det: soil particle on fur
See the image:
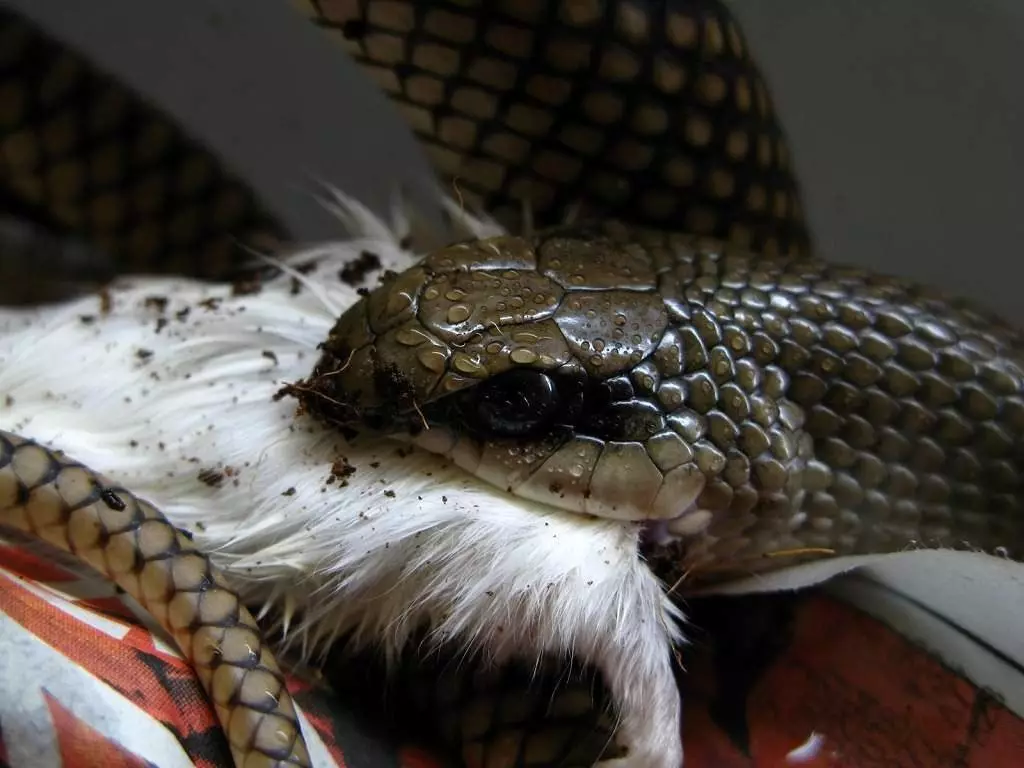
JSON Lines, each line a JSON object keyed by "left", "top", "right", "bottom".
{"left": 262, "top": 350, "right": 279, "bottom": 365}
{"left": 232, "top": 273, "right": 263, "bottom": 296}
{"left": 288, "top": 260, "right": 319, "bottom": 296}
{"left": 339, "top": 250, "right": 381, "bottom": 286}
{"left": 330, "top": 457, "right": 357, "bottom": 482}
{"left": 136, "top": 348, "right": 154, "bottom": 363}
{"left": 144, "top": 296, "right": 169, "bottom": 313}
{"left": 198, "top": 468, "right": 225, "bottom": 488}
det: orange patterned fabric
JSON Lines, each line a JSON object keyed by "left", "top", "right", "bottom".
{"left": 0, "top": 542, "right": 444, "bottom": 768}
{"left": 1, "top": 542, "right": 1021, "bottom": 768}
{"left": 680, "top": 594, "right": 1024, "bottom": 767}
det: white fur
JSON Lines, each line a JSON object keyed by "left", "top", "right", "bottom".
{"left": 0, "top": 190, "right": 685, "bottom": 767}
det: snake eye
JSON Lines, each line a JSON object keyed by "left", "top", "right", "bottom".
{"left": 467, "top": 369, "right": 560, "bottom": 437}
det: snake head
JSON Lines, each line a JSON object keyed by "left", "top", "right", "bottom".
{"left": 297, "top": 227, "right": 811, "bottom": 530}
{"left": 300, "top": 233, "right": 571, "bottom": 431}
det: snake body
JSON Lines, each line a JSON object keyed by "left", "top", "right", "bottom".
{"left": 1, "top": 2, "right": 1023, "bottom": 767}
{"left": 299, "top": 221, "right": 1024, "bottom": 585}
{"left": 0, "top": 6, "right": 287, "bottom": 291}
{"left": 0, "top": 430, "right": 310, "bottom": 768}
{"left": 297, "top": 0, "right": 1024, "bottom": 577}
{"left": 303, "top": 0, "right": 811, "bottom": 256}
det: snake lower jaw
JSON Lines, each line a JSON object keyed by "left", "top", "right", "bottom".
{"left": 405, "top": 423, "right": 717, "bottom": 529}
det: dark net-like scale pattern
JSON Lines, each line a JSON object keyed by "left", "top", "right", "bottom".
{"left": 0, "top": 430, "right": 311, "bottom": 768}
{"left": 0, "top": 8, "right": 288, "bottom": 283}
{"left": 303, "top": 0, "right": 811, "bottom": 257}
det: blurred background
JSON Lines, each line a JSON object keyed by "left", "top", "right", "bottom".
{"left": 9, "top": 0, "right": 1024, "bottom": 318}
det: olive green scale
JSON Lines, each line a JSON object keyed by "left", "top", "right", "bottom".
{"left": 306, "top": 221, "right": 1024, "bottom": 583}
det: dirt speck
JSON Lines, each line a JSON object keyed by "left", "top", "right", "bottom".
{"left": 330, "top": 457, "right": 357, "bottom": 482}
{"left": 261, "top": 350, "right": 279, "bottom": 365}
{"left": 282, "top": 486, "right": 297, "bottom": 497}
{"left": 136, "top": 348, "right": 154, "bottom": 363}
{"left": 144, "top": 296, "right": 168, "bottom": 313}
{"left": 232, "top": 274, "right": 263, "bottom": 296}
{"left": 339, "top": 250, "right": 381, "bottom": 286}
{"left": 198, "top": 468, "right": 225, "bottom": 488}
{"left": 100, "top": 489, "right": 126, "bottom": 511}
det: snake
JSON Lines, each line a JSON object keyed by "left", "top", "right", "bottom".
{"left": 1, "top": 1, "right": 1022, "bottom": 766}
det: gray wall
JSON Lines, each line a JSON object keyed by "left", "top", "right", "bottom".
{"left": 14, "top": 0, "right": 1024, "bottom": 319}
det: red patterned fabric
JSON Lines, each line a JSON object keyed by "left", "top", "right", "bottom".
{"left": 1, "top": 541, "right": 1022, "bottom": 768}
{"left": 0, "top": 541, "right": 444, "bottom": 768}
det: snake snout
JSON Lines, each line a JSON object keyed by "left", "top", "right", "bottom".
{"left": 294, "top": 270, "right": 459, "bottom": 434}
{"left": 296, "top": 336, "right": 428, "bottom": 435}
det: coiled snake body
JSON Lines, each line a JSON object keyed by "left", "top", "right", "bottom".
{"left": 1, "top": 2, "right": 1022, "bottom": 767}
